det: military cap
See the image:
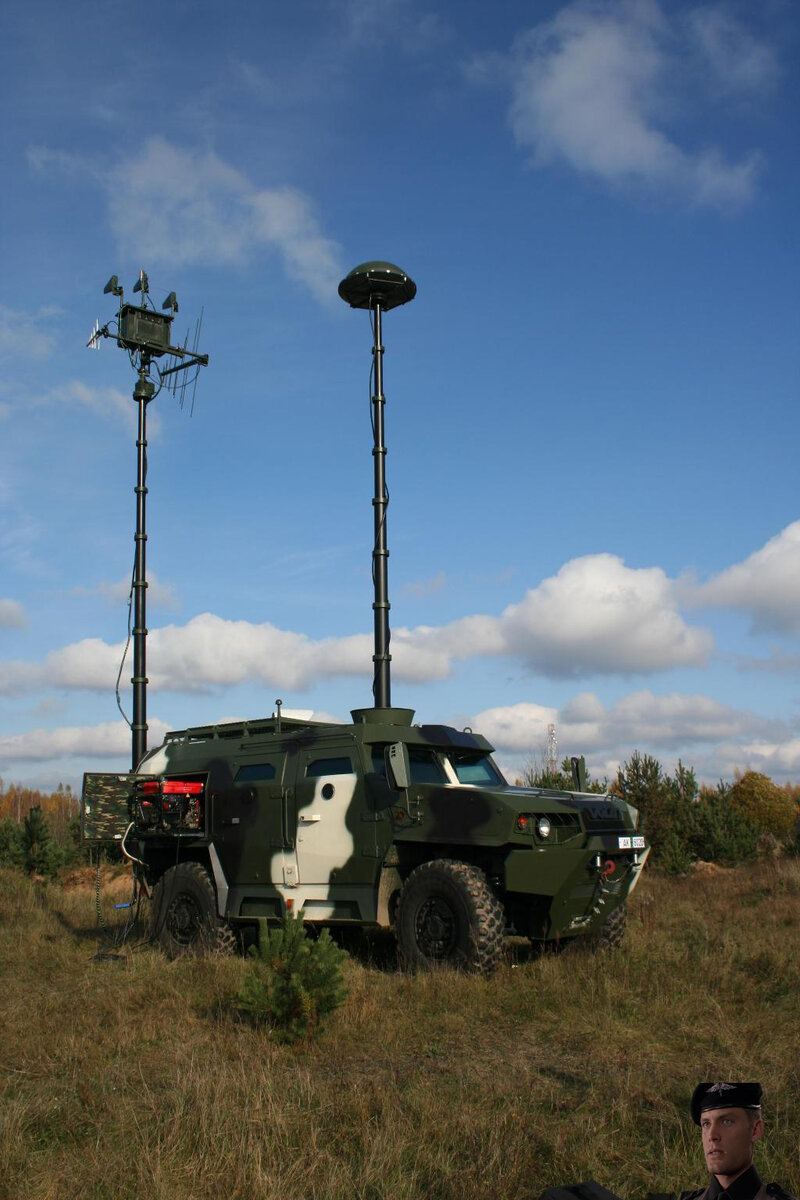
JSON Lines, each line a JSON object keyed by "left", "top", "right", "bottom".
{"left": 691, "top": 1082, "right": 763, "bottom": 1125}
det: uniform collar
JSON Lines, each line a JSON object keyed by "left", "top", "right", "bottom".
{"left": 707, "top": 1164, "right": 763, "bottom": 1200}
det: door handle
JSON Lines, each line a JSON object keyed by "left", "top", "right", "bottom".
{"left": 299, "top": 814, "right": 321, "bottom": 824}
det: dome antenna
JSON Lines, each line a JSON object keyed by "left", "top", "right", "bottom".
{"left": 338, "top": 261, "right": 416, "bottom": 711}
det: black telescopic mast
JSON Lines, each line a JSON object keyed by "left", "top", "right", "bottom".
{"left": 338, "top": 261, "right": 416, "bottom": 711}
{"left": 132, "top": 359, "right": 154, "bottom": 769}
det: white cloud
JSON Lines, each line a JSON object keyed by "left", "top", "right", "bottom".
{"left": 689, "top": 6, "right": 778, "bottom": 95}
{"left": 29, "top": 137, "right": 343, "bottom": 305}
{"left": 101, "top": 139, "right": 343, "bottom": 305}
{"left": 471, "top": 690, "right": 782, "bottom": 757}
{"left": 69, "top": 571, "right": 178, "bottom": 610}
{"left": 0, "top": 718, "right": 170, "bottom": 762}
{"left": 0, "top": 551, "right": 714, "bottom": 696}
{"left": 486, "top": 0, "right": 765, "bottom": 209}
{"left": 0, "top": 305, "right": 59, "bottom": 362}
{"left": 687, "top": 522, "right": 800, "bottom": 635}
{"left": 340, "top": 0, "right": 446, "bottom": 53}
{"left": 491, "top": 553, "right": 711, "bottom": 677}
{"left": 30, "top": 379, "right": 143, "bottom": 435}
{"left": 736, "top": 651, "right": 800, "bottom": 677}
{"left": 710, "top": 738, "right": 800, "bottom": 780}
{"left": 0, "top": 599, "right": 26, "bottom": 629}
{"left": 403, "top": 570, "right": 446, "bottom": 597}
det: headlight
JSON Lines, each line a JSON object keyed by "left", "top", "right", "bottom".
{"left": 536, "top": 817, "right": 551, "bottom": 839}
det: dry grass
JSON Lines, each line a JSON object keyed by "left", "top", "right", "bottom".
{"left": 1, "top": 860, "right": 798, "bottom": 1199}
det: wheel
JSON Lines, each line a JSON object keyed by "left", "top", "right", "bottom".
{"left": 583, "top": 902, "right": 627, "bottom": 951}
{"left": 395, "top": 859, "right": 504, "bottom": 974}
{"left": 150, "top": 862, "right": 234, "bottom": 959}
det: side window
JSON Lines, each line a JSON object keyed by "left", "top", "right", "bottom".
{"left": 306, "top": 756, "right": 354, "bottom": 778}
{"left": 235, "top": 763, "right": 277, "bottom": 783}
{"left": 408, "top": 747, "right": 447, "bottom": 785}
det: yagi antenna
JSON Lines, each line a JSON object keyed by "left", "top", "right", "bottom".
{"left": 88, "top": 269, "right": 209, "bottom": 769}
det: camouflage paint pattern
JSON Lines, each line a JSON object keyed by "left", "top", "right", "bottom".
{"left": 81, "top": 772, "right": 138, "bottom": 842}
{"left": 83, "top": 709, "right": 650, "bottom": 939}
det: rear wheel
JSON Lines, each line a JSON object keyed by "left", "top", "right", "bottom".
{"left": 150, "top": 862, "right": 234, "bottom": 959}
{"left": 395, "top": 859, "right": 504, "bottom": 974}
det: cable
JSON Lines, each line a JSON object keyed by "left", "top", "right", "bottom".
{"left": 115, "top": 562, "right": 135, "bottom": 729}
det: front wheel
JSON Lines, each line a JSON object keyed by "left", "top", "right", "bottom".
{"left": 395, "top": 859, "right": 504, "bottom": 974}
{"left": 586, "top": 902, "right": 626, "bottom": 950}
{"left": 150, "top": 861, "right": 234, "bottom": 959}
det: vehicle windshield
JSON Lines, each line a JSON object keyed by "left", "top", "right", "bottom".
{"left": 446, "top": 752, "right": 505, "bottom": 786}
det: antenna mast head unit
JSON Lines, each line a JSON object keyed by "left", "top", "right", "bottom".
{"left": 338, "top": 261, "right": 416, "bottom": 311}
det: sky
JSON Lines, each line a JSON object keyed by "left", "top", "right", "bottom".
{"left": 1, "top": 0, "right": 798, "bottom": 792}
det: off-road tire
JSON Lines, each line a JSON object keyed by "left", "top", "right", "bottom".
{"left": 585, "top": 902, "right": 627, "bottom": 951}
{"left": 395, "top": 859, "right": 504, "bottom": 974}
{"left": 150, "top": 862, "right": 233, "bottom": 959}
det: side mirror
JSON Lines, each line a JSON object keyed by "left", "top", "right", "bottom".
{"left": 570, "top": 755, "right": 588, "bottom": 792}
{"left": 385, "top": 742, "right": 411, "bottom": 790}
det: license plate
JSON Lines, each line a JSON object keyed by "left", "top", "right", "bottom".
{"left": 618, "top": 835, "right": 646, "bottom": 849}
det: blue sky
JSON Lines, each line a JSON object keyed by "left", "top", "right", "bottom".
{"left": 1, "top": 0, "right": 798, "bottom": 790}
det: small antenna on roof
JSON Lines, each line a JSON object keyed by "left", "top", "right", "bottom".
{"left": 89, "top": 270, "right": 209, "bottom": 770}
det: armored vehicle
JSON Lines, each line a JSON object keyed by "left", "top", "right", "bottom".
{"left": 83, "top": 706, "right": 648, "bottom": 971}
{"left": 81, "top": 260, "right": 649, "bottom": 971}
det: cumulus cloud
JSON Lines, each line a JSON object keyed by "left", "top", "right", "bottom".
{"left": 710, "top": 738, "right": 800, "bottom": 780}
{"left": 29, "top": 138, "right": 343, "bottom": 305}
{"left": 0, "top": 551, "right": 714, "bottom": 696}
{"left": 489, "top": 553, "right": 712, "bottom": 676}
{"left": 0, "top": 599, "right": 26, "bottom": 629}
{"left": 476, "top": 0, "right": 767, "bottom": 209}
{"left": 687, "top": 522, "right": 800, "bottom": 635}
{"left": 30, "top": 379, "right": 144, "bottom": 435}
{"left": 0, "top": 718, "right": 170, "bottom": 762}
{"left": 98, "top": 139, "right": 342, "bottom": 305}
{"left": 471, "top": 690, "right": 783, "bottom": 757}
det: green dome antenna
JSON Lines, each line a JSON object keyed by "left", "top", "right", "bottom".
{"left": 339, "top": 260, "right": 416, "bottom": 711}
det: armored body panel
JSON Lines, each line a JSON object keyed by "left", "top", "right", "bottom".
{"left": 83, "top": 707, "right": 648, "bottom": 969}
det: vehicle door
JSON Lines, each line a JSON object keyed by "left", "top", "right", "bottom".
{"left": 223, "top": 752, "right": 294, "bottom": 887}
{"left": 292, "top": 747, "right": 372, "bottom": 885}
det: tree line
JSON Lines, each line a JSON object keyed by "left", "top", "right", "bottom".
{"left": 1, "top": 760, "right": 799, "bottom": 878}
{"left": 521, "top": 754, "right": 800, "bottom": 872}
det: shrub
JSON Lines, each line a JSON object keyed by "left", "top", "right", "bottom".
{"left": 0, "top": 817, "right": 24, "bottom": 869}
{"left": 688, "top": 786, "right": 758, "bottom": 866}
{"left": 729, "top": 772, "right": 797, "bottom": 842}
{"left": 238, "top": 913, "right": 348, "bottom": 1043}
{"left": 22, "top": 805, "right": 62, "bottom": 876}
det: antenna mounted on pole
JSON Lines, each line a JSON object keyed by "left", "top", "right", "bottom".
{"left": 89, "top": 271, "right": 209, "bottom": 769}
{"left": 339, "top": 261, "right": 416, "bottom": 713}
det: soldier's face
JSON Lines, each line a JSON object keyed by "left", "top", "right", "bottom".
{"left": 700, "top": 1107, "right": 763, "bottom": 1182}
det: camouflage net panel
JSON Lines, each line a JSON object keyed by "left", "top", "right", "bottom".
{"left": 81, "top": 773, "right": 138, "bottom": 842}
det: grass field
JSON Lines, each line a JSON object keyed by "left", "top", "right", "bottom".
{"left": 1, "top": 859, "right": 798, "bottom": 1200}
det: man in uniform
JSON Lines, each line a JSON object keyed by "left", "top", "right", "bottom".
{"left": 681, "top": 1082, "right": 797, "bottom": 1200}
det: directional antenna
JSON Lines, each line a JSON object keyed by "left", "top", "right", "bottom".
{"left": 88, "top": 270, "right": 210, "bottom": 770}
